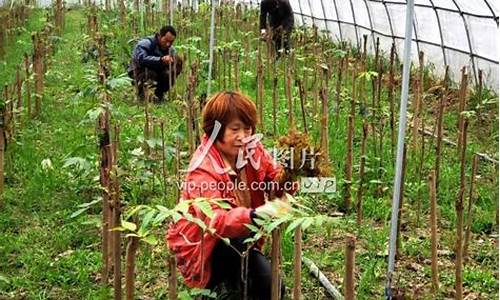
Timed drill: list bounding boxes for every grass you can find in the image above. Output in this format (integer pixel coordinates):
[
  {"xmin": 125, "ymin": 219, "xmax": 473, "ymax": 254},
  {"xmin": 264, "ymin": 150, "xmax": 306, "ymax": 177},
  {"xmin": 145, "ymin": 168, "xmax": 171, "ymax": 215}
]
[{"xmin": 0, "ymin": 3, "xmax": 498, "ymax": 300}]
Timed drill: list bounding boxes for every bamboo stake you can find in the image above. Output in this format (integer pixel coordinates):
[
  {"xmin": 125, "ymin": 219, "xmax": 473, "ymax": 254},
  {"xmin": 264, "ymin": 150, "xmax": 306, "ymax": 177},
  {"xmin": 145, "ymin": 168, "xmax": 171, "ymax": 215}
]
[
  {"xmin": 455, "ymin": 119, "xmax": 468, "ymax": 300},
  {"xmin": 463, "ymin": 154, "xmax": 478, "ymax": 261},
  {"xmin": 429, "ymin": 170, "xmax": 439, "ymax": 292},
  {"xmin": 292, "ymin": 227, "xmax": 302, "ymax": 300},
  {"xmin": 344, "ymin": 235, "xmax": 356, "ymax": 300},
  {"xmin": 356, "ymin": 122, "xmax": 368, "ymax": 225}
]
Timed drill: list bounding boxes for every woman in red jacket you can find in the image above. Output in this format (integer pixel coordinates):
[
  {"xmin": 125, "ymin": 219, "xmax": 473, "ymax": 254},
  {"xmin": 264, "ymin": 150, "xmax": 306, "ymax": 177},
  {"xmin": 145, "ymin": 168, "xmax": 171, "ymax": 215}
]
[{"xmin": 167, "ymin": 91, "xmax": 293, "ymax": 299}]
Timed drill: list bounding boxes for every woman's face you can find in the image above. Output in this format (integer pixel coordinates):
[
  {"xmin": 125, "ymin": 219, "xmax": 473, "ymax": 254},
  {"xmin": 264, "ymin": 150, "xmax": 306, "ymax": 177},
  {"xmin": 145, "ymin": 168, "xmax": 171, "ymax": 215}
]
[{"xmin": 215, "ymin": 118, "xmax": 253, "ymax": 162}]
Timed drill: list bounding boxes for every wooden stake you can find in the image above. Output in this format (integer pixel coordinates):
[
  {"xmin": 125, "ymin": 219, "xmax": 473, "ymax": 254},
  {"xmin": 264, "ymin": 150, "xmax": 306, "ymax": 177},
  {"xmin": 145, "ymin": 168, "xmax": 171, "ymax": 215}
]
[
  {"xmin": 15, "ymin": 67, "xmax": 22, "ymax": 131},
  {"xmin": 297, "ymin": 79, "xmax": 307, "ymax": 134},
  {"xmin": 356, "ymin": 122, "xmax": 368, "ymax": 225},
  {"xmin": 455, "ymin": 119, "xmax": 468, "ymax": 300},
  {"xmin": 99, "ymin": 109, "xmax": 112, "ymax": 285},
  {"xmin": 0, "ymin": 109, "xmax": 4, "ymax": 198},
  {"xmin": 125, "ymin": 234, "xmax": 139, "ymax": 300},
  {"xmin": 463, "ymin": 153, "xmax": 478, "ymax": 261},
  {"xmin": 344, "ymin": 235, "xmax": 356, "ymax": 300},
  {"xmin": 257, "ymin": 43, "xmax": 264, "ymax": 132},
  {"xmin": 271, "ymin": 228, "xmax": 282, "ymax": 300},
  {"xmin": 286, "ymin": 64, "xmax": 293, "ymax": 129},
  {"xmin": 319, "ymin": 67, "xmax": 329, "ymax": 156},
  {"xmin": 412, "ymin": 51, "xmax": 424, "ymax": 153},
  {"xmin": 24, "ymin": 53, "xmax": 31, "ymax": 118},
  {"xmin": 335, "ymin": 56, "xmax": 344, "ymax": 125},
  {"xmin": 457, "ymin": 67, "xmax": 468, "ymax": 154},
  {"xmin": 112, "ymin": 125, "xmax": 122, "ymax": 300},
  {"xmin": 435, "ymin": 66, "xmax": 449, "ymax": 193},
  {"xmin": 396, "ymin": 144, "xmax": 407, "ymax": 259},
  {"xmin": 343, "ymin": 115, "xmax": 354, "ymax": 213},
  {"xmin": 477, "ymin": 69, "xmax": 483, "ymax": 122},
  {"xmin": 388, "ymin": 43, "xmax": 396, "ymax": 158},
  {"xmin": 272, "ymin": 74, "xmax": 278, "ymax": 136},
  {"xmin": 429, "ymin": 170, "xmax": 439, "ymax": 292},
  {"xmin": 292, "ymin": 227, "xmax": 302, "ymax": 300}
]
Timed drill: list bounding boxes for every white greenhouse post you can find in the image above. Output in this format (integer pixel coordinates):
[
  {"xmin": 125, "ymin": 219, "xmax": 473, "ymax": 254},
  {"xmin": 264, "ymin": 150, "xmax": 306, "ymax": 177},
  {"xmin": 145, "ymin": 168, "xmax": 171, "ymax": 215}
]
[
  {"xmin": 207, "ymin": 0, "xmax": 216, "ymax": 96},
  {"xmin": 385, "ymin": 0, "xmax": 415, "ymax": 298}
]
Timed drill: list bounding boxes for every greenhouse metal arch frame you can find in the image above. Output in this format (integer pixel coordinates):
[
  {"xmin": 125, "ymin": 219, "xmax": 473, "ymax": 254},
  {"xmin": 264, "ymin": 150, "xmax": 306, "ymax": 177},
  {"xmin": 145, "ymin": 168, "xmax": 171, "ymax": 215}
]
[{"xmin": 231, "ymin": 0, "xmax": 500, "ymax": 91}]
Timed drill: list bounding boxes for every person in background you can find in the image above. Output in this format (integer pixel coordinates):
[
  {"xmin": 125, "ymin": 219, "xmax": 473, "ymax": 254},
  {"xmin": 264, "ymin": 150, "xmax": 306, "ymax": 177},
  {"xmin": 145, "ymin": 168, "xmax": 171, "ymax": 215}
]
[
  {"xmin": 260, "ymin": 0, "xmax": 294, "ymax": 56},
  {"xmin": 167, "ymin": 91, "xmax": 296, "ymax": 299},
  {"xmin": 128, "ymin": 25, "xmax": 183, "ymax": 102}
]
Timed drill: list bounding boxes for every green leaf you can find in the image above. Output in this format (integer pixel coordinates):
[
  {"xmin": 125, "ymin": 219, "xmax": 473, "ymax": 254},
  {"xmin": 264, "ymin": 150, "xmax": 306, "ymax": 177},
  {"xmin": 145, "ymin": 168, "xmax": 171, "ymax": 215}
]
[
  {"xmin": 0, "ymin": 274, "xmax": 10, "ymax": 284},
  {"xmin": 142, "ymin": 235, "xmax": 158, "ymax": 246},
  {"xmin": 126, "ymin": 205, "xmax": 147, "ymax": 219},
  {"xmin": 194, "ymin": 201, "xmax": 214, "ymax": 218},
  {"xmin": 70, "ymin": 207, "xmax": 88, "ymax": 218},
  {"xmin": 245, "ymin": 224, "xmax": 260, "ymax": 233},
  {"xmin": 178, "ymin": 290, "xmax": 192, "ymax": 300},
  {"xmin": 286, "ymin": 218, "xmax": 304, "ymax": 235},
  {"xmin": 77, "ymin": 198, "xmax": 101, "ymax": 209},
  {"xmin": 153, "ymin": 211, "xmax": 170, "ymax": 225},
  {"xmin": 266, "ymin": 218, "xmax": 288, "ymax": 233},
  {"xmin": 212, "ymin": 200, "xmax": 231, "ymax": 210},
  {"xmin": 301, "ymin": 217, "xmax": 314, "ymax": 230},
  {"xmin": 121, "ymin": 220, "xmax": 137, "ymax": 232},
  {"xmin": 175, "ymin": 201, "xmax": 191, "ymax": 214},
  {"xmin": 220, "ymin": 237, "xmax": 231, "ymax": 246},
  {"xmin": 141, "ymin": 210, "xmax": 156, "ymax": 230},
  {"xmin": 125, "ymin": 233, "xmax": 140, "ymax": 238},
  {"xmin": 172, "ymin": 211, "xmax": 182, "ymax": 223}
]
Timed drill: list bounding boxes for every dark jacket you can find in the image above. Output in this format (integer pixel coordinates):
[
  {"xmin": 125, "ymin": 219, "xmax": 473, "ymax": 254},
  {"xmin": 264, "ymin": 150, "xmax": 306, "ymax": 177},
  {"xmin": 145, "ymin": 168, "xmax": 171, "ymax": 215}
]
[
  {"xmin": 127, "ymin": 35, "xmax": 176, "ymax": 75},
  {"xmin": 259, "ymin": 0, "xmax": 294, "ymax": 32}
]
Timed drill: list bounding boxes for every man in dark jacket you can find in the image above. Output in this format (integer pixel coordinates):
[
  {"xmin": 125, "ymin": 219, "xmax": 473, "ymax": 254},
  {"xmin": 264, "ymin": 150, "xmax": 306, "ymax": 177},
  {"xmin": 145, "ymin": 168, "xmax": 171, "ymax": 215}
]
[
  {"xmin": 128, "ymin": 25, "xmax": 183, "ymax": 102},
  {"xmin": 260, "ymin": 0, "xmax": 294, "ymax": 56}
]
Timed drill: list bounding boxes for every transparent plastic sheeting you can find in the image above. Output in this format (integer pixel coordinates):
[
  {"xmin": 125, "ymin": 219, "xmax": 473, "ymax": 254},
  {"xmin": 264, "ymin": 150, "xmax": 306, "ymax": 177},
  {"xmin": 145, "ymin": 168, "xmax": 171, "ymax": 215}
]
[
  {"xmin": 236, "ymin": 0, "xmax": 499, "ymax": 91},
  {"xmin": 6, "ymin": 0, "xmax": 498, "ymax": 90}
]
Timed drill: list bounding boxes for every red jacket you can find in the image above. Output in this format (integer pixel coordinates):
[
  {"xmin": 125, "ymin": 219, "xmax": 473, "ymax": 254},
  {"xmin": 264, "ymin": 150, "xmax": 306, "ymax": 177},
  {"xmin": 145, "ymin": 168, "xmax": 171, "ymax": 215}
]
[{"xmin": 166, "ymin": 135, "xmax": 283, "ymax": 288}]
